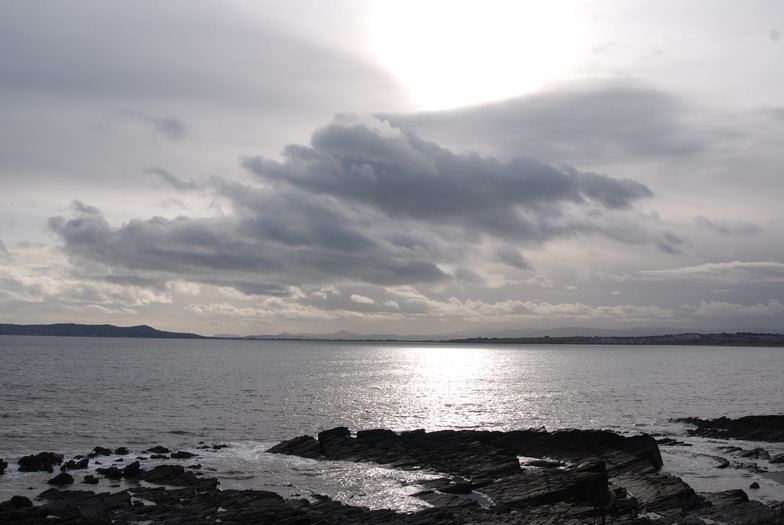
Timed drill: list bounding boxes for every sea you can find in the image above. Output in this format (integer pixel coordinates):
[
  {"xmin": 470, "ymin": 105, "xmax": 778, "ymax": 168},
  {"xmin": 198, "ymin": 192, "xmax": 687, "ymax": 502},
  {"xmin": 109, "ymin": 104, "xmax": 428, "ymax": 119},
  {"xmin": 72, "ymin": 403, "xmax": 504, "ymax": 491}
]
[{"xmin": 1, "ymin": 336, "xmax": 783, "ymax": 509}]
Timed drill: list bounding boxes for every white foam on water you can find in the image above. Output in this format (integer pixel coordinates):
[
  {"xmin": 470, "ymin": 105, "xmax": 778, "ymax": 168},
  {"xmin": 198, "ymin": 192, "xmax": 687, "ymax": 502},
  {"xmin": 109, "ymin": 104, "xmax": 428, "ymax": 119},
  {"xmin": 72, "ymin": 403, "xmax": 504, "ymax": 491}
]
[
  {"xmin": 660, "ymin": 435, "xmax": 784, "ymax": 505},
  {"xmin": 194, "ymin": 440, "xmax": 441, "ymax": 512}
]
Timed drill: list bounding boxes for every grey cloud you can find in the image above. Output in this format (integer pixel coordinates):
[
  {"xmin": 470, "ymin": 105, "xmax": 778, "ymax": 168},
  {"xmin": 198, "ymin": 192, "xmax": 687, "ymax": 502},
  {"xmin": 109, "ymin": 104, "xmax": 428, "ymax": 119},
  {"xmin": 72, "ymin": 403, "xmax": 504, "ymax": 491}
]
[
  {"xmin": 112, "ymin": 110, "xmax": 190, "ymax": 141},
  {"xmin": 243, "ymin": 115, "xmax": 654, "ymax": 246},
  {"xmin": 496, "ymin": 248, "xmax": 533, "ymax": 270},
  {"xmin": 47, "ymin": 195, "xmax": 449, "ymax": 293},
  {"xmin": 304, "ymin": 287, "xmax": 432, "ymax": 316},
  {"xmin": 377, "ymin": 83, "xmax": 736, "ymax": 165},
  {"xmin": 454, "ymin": 267, "xmax": 485, "ymax": 284},
  {"xmin": 48, "ymin": 116, "xmax": 675, "ymax": 298},
  {"xmin": 146, "ymin": 167, "xmax": 199, "ymax": 191},
  {"xmin": 637, "ymin": 261, "xmax": 784, "ymax": 283},
  {"xmin": 758, "ymin": 106, "xmax": 784, "ymax": 123},
  {"xmin": 576, "ymin": 169, "xmax": 652, "ymax": 209},
  {"xmin": 0, "ymin": 2, "xmax": 406, "ymax": 114},
  {"xmin": 692, "ymin": 216, "xmax": 762, "ymax": 236},
  {"xmin": 0, "ymin": 240, "xmax": 10, "ymax": 259}
]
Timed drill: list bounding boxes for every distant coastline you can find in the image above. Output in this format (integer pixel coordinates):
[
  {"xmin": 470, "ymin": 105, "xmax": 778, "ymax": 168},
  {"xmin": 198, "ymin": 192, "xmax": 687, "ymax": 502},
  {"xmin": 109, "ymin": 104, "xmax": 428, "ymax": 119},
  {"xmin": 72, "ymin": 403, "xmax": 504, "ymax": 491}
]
[
  {"xmin": 447, "ymin": 332, "xmax": 784, "ymax": 346},
  {"xmin": 1, "ymin": 323, "xmax": 783, "ymax": 345},
  {"xmin": 0, "ymin": 323, "xmax": 205, "ymax": 339}
]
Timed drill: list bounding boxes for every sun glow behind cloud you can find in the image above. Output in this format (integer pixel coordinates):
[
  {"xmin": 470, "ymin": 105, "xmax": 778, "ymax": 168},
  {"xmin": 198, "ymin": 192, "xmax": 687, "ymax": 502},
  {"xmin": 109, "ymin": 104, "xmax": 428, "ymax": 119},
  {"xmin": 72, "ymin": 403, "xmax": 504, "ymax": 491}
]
[{"xmin": 367, "ymin": 0, "xmax": 591, "ymax": 110}]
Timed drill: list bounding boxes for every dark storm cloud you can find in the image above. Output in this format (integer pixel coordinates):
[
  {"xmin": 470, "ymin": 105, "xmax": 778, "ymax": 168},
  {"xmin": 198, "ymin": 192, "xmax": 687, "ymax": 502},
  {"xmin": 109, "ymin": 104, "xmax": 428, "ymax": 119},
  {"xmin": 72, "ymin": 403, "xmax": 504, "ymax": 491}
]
[
  {"xmin": 48, "ymin": 116, "xmax": 675, "ymax": 296},
  {"xmin": 378, "ymin": 83, "xmax": 735, "ymax": 164}
]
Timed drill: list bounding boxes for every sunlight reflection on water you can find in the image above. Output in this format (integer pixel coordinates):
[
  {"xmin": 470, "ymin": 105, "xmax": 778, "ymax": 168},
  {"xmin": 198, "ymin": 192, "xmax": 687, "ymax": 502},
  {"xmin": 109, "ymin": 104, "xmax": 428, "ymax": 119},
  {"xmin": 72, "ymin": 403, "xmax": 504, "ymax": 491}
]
[
  {"xmin": 2, "ymin": 337, "xmax": 784, "ymax": 507},
  {"xmin": 391, "ymin": 345, "xmax": 515, "ymax": 430}
]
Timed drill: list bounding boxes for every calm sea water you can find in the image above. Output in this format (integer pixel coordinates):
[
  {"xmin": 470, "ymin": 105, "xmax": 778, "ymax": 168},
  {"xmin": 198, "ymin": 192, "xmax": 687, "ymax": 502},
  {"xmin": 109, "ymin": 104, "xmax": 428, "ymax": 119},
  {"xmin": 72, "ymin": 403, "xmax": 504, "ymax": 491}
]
[{"xmin": 1, "ymin": 336, "xmax": 783, "ymax": 507}]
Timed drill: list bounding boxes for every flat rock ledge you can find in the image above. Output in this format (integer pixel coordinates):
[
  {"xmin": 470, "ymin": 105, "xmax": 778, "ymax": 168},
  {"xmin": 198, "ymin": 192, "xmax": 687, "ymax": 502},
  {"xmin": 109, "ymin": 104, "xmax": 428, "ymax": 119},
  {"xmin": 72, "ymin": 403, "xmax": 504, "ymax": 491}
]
[
  {"xmin": 2, "ymin": 428, "xmax": 782, "ymax": 525},
  {"xmin": 676, "ymin": 415, "xmax": 784, "ymax": 442}
]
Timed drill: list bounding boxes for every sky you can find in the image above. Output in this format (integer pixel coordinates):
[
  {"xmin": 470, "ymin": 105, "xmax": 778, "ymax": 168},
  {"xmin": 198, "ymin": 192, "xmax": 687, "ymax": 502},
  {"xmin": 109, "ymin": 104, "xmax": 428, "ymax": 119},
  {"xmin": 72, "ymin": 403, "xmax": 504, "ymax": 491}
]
[{"xmin": 1, "ymin": 0, "xmax": 783, "ymax": 337}]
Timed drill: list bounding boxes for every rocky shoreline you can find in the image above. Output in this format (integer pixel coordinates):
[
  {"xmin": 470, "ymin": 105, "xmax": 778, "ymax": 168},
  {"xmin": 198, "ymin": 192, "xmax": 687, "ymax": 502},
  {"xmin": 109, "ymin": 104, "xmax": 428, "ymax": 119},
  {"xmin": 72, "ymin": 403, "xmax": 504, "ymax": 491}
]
[{"xmin": 2, "ymin": 417, "xmax": 783, "ymax": 524}]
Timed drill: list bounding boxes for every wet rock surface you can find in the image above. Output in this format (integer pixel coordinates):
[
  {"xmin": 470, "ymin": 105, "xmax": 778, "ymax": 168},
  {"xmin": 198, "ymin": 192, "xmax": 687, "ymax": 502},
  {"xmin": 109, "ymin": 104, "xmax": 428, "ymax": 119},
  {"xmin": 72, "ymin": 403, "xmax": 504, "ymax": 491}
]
[
  {"xmin": 677, "ymin": 414, "xmax": 784, "ymax": 442},
  {"xmin": 17, "ymin": 452, "xmax": 64, "ymax": 473},
  {"xmin": 1, "ymin": 427, "xmax": 782, "ymax": 524},
  {"xmin": 267, "ymin": 426, "xmax": 783, "ymax": 524}
]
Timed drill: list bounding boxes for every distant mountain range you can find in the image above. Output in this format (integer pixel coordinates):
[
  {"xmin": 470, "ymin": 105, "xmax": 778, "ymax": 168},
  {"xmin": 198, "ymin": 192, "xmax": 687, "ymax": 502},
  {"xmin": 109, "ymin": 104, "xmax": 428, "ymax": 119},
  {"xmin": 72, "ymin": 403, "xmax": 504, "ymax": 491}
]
[
  {"xmin": 0, "ymin": 323, "xmax": 205, "ymax": 339},
  {"xmin": 1, "ymin": 323, "xmax": 782, "ymax": 346}
]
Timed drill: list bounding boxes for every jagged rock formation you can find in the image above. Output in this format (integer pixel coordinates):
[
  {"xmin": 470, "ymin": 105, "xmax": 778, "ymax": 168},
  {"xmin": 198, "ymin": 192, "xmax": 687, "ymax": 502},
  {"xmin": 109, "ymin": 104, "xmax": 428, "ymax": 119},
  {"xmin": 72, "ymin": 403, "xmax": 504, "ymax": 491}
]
[
  {"xmin": 268, "ymin": 427, "xmax": 695, "ymax": 518},
  {"xmin": 1, "ymin": 428, "xmax": 782, "ymax": 524}
]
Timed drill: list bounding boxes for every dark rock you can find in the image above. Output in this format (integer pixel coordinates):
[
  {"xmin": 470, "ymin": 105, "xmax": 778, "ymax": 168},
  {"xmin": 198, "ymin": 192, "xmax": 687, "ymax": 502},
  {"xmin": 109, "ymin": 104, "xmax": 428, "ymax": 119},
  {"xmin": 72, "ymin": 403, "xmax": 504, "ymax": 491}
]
[
  {"xmin": 490, "ymin": 428, "xmax": 664, "ymax": 473},
  {"xmin": 612, "ymin": 470, "xmax": 703, "ymax": 511},
  {"xmin": 481, "ymin": 467, "xmax": 610, "ymax": 507},
  {"xmin": 656, "ymin": 437, "xmax": 692, "ymax": 447},
  {"xmin": 83, "ymin": 475, "xmax": 99, "ymax": 484},
  {"xmin": 749, "ymin": 481, "xmax": 760, "ymax": 489},
  {"xmin": 170, "ymin": 450, "xmax": 197, "ymax": 459},
  {"xmin": 146, "ymin": 445, "xmax": 171, "ymax": 454},
  {"xmin": 714, "ymin": 456, "xmax": 730, "ymax": 469},
  {"xmin": 10, "ymin": 495, "xmax": 32, "ymax": 508},
  {"xmin": 96, "ymin": 465, "xmax": 123, "ymax": 478},
  {"xmin": 115, "ymin": 447, "xmax": 130, "ymax": 455},
  {"xmin": 137, "ymin": 463, "xmax": 219, "ymax": 490},
  {"xmin": 739, "ymin": 447, "xmax": 770, "ymax": 460},
  {"xmin": 17, "ymin": 452, "xmax": 64, "ymax": 472},
  {"xmin": 89, "ymin": 446, "xmax": 112, "ymax": 457},
  {"xmin": 317, "ymin": 426, "xmax": 380, "ymax": 461},
  {"xmin": 149, "ymin": 453, "xmax": 168, "ymax": 459},
  {"xmin": 356, "ymin": 428, "xmax": 401, "ymax": 449},
  {"xmin": 267, "ymin": 434, "xmax": 323, "ymax": 458},
  {"xmin": 6, "ymin": 427, "xmax": 784, "ymax": 525},
  {"xmin": 62, "ymin": 457, "xmax": 89, "ymax": 470},
  {"xmin": 0, "ymin": 495, "xmax": 33, "ymax": 511},
  {"xmin": 122, "ymin": 460, "xmax": 142, "ymax": 477},
  {"xmin": 697, "ymin": 489, "xmax": 783, "ymax": 524},
  {"xmin": 34, "ymin": 488, "xmax": 132, "ymax": 521},
  {"xmin": 318, "ymin": 425, "xmax": 351, "ymax": 442},
  {"xmin": 47, "ymin": 472, "xmax": 74, "ymax": 485},
  {"xmin": 0, "ymin": 458, "xmax": 6, "ymax": 474},
  {"xmin": 268, "ymin": 426, "xmax": 748, "ymax": 521},
  {"xmin": 771, "ymin": 453, "xmax": 784, "ymax": 464},
  {"xmin": 677, "ymin": 415, "xmax": 784, "ymax": 442}
]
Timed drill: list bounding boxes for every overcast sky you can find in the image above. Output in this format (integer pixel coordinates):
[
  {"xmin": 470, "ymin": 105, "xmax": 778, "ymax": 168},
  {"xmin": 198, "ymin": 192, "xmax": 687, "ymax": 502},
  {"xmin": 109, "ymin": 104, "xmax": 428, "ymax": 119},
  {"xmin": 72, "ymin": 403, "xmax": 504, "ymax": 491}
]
[{"xmin": 2, "ymin": 1, "xmax": 783, "ymax": 336}]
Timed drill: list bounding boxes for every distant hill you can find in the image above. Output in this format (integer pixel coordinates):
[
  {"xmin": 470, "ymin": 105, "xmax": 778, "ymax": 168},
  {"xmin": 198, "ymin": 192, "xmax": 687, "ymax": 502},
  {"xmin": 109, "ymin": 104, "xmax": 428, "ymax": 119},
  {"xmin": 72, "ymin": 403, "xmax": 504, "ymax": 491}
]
[{"xmin": 0, "ymin": 323, "xmax": 206, "ymax": 339}]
